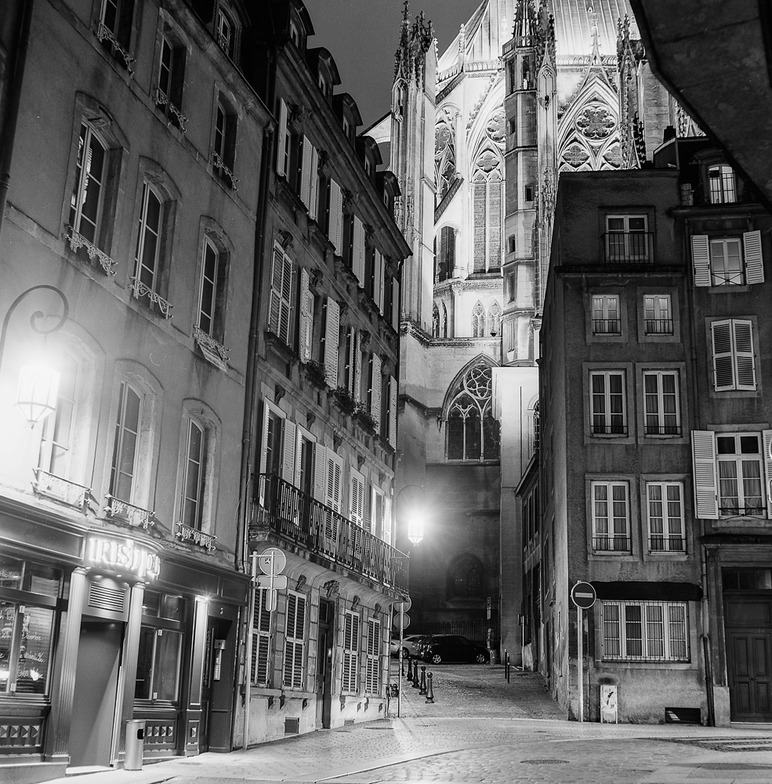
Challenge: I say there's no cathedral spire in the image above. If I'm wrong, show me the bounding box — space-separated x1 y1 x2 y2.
514 0 537 47
393 3 433 86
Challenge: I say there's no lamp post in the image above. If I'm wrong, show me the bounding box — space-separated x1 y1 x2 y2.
0 285 69 426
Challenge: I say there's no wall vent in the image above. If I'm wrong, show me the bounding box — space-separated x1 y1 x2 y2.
665 707 701 724
343 718 355 726
88 582 127 613
284 717 300 734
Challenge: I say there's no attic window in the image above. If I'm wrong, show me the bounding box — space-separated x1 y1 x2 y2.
289 20 301 48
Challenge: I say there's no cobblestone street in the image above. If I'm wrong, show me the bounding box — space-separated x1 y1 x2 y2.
45 662 772 784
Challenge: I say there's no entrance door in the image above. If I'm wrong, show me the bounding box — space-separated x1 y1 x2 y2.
69 620 123 767
725 596 772 721
316 599 334 728
200 617 234 752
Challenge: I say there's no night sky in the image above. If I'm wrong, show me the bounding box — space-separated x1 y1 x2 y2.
303 0 480 128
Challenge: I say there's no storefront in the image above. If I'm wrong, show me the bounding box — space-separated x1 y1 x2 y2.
0 503 248 784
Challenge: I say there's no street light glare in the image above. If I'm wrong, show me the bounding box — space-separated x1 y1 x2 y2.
16 361 60 426
407 514 424 545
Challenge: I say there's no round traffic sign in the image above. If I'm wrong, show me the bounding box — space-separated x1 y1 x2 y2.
571 581 596 609
393 613 410 631
258 547 286 576
397 594 412 612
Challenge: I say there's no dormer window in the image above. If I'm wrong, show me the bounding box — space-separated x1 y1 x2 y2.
342 116 352 141
289 19 301 48
364 157 373 178
318 72 329 100
216 6 235 58
708 164 737 204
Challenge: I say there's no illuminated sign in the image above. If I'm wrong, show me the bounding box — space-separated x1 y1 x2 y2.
86 535 161 581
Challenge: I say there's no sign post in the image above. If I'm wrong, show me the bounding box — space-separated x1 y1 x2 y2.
570 581 596 723
392 594 411 718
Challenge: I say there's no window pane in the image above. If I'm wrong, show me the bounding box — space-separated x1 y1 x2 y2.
0 603 17 693
624 605 642 657
154 630 182 701
15 607 54 694
135 626 155 699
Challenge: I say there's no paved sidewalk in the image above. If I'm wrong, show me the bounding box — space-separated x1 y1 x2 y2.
42 665 772 784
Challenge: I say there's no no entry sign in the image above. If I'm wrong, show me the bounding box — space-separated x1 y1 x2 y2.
570 581 596 609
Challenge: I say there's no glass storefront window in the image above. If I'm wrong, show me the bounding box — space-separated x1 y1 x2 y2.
142 590 184 620
135 625 182 702
0 602 55 695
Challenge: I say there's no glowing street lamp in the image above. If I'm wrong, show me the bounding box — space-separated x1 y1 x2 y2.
407 513 424 546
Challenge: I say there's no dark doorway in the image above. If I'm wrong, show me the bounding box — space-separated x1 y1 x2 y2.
316 599 335 728
200 617 235 752
69 620 123 767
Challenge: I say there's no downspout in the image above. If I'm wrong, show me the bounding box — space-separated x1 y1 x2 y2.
0 0 34 237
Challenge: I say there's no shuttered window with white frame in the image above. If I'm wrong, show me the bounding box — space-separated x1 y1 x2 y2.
323 298 340 387
373 250 384 313
691 430 719 519
352 217 365 284
711 319 756 391
329 180 343 254
342 610 360 693
365 617 381 694
692 230 764 287
349 468 365 526
299 137 319 216
299 267 313 363
276 98 289 176
251 588 272 686
269 243 294 345
283 592 306 689
370 353 382 422
382 496 392 545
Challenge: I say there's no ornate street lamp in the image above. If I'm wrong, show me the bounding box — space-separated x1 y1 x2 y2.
0 285 69 427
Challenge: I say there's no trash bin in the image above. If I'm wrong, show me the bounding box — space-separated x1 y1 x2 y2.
125 720 146 770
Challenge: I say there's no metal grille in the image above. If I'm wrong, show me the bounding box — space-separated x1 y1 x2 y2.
88 582 126 613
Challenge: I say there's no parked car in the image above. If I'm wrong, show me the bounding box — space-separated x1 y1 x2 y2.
390 634 430 658
420 634 489 664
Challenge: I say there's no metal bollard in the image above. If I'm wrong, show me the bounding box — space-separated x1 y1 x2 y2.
411 659 420 688
425 672 435 703
406 657 414 683
419 665 427 695
505 650 511 683
402 655 409 677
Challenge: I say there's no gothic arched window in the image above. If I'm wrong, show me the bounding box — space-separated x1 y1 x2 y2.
488 301 501 336
447 554 483 598
472 149 503 273
436 226 455 282
432 303 440 337
445 364 500 461
472 301 486 337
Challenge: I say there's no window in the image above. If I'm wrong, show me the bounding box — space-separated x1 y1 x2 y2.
488 301 501 337
299 137 319 218
448 555 483 598
349 469 365 527
322 298 340 387
179 419 206 530
445 364 500 461
472 150 502 272
435 226 455 283
261 405 283 477
591 481 630 552
216 5 236 58
365 618 381 694
711 319 756 391
283 593 305 689
602 601 688 661
691 231 764 286
197 238 221 337
269 243 295 345
109 381 141 502
135 626 183 701
132 182 172 318
643 294 673 335
472 301 486 337
69 123 107 247
717 433 765 517
590 371 626 435
251 588 272 686
591 294 620 335
213 96 237 189
605 215 648 262
0 557 61 696
342 610 360 693
156 34 186 130
708 164 736 204
38 354 78 478
96 0 135 72
643 371 680 435
646 482 685 552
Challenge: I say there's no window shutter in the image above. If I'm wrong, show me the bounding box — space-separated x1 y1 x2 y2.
353 218 365 284
353 331 362 402
282 421 296 483
711 320 734 390
300 136 313 208
763 430 772 519
691 430 718 519
370 353 382 422
382 496 392 545
391 278 400 329
279 253 294 344
325 451 343 513
323 298 340 387
313 444 327 501
350 469 365 525
743 229 764 284
733 319 756 390
374 251 384 312
691 234 711 287
269 245 283 335
329 180 343 254
258 402 271 476
346 327 357 396
388 375 398 448
299 267 311 362
308 146 319 221
276 99 288 176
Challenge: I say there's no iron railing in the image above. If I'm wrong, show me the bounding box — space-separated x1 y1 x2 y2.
251 473 409 593
649 535 686 553
592 318 621 335
593 535 631 553
644 318 673 335
602 232 653 264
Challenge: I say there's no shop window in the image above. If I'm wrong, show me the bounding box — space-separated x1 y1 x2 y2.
135 626 183 701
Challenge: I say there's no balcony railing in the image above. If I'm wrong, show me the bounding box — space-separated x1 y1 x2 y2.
602 232 653 264
591 421 628 436
592 318 621 335
251 473 409 593
649 535 686 553
593 535 631 553
644 422 681 436
644 318 673 335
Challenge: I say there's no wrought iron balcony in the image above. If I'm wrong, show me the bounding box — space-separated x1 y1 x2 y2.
592 535 631 553
251 473 408 593
602 231 653 264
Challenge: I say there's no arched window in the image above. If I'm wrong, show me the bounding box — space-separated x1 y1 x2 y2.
488 301 501 336
445 363 500 461
472 149 503 273
472 301 486 337
447 554 483 598
436 226 455 282
432 302 440 337
441 301 448 338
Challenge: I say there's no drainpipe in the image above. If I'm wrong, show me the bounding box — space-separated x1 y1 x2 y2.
0 0 34 238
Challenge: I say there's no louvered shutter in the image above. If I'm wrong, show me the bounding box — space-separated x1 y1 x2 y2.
366 619 381 694
349 469 365 525
258 402 271 475
711 320 735 390
382 496 392 545
691 234 711 287
300 136 313 208
308 146 319 221
282 421 296 482
391 278 400 328
374 251 384 312
692 430 719 519
329 180 343 254
346 327 356 395
370 354 382 421
283 593 305 689
269 245 284 334
276 99 288 176
353 332 362 402
279 253 294 344
352 217 365 284
733 320 756 390
323 298 340 387
252 588 272 686
299 267 311 362
342 611 359 693
313 444 327 501
388 375 398 448
326 452 342 512
763 430 772 519
743 229 764 284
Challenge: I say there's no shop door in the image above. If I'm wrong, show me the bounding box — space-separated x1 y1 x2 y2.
725 596 772 721
200 618 234 752
69 620 123 767
316 599 334 728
